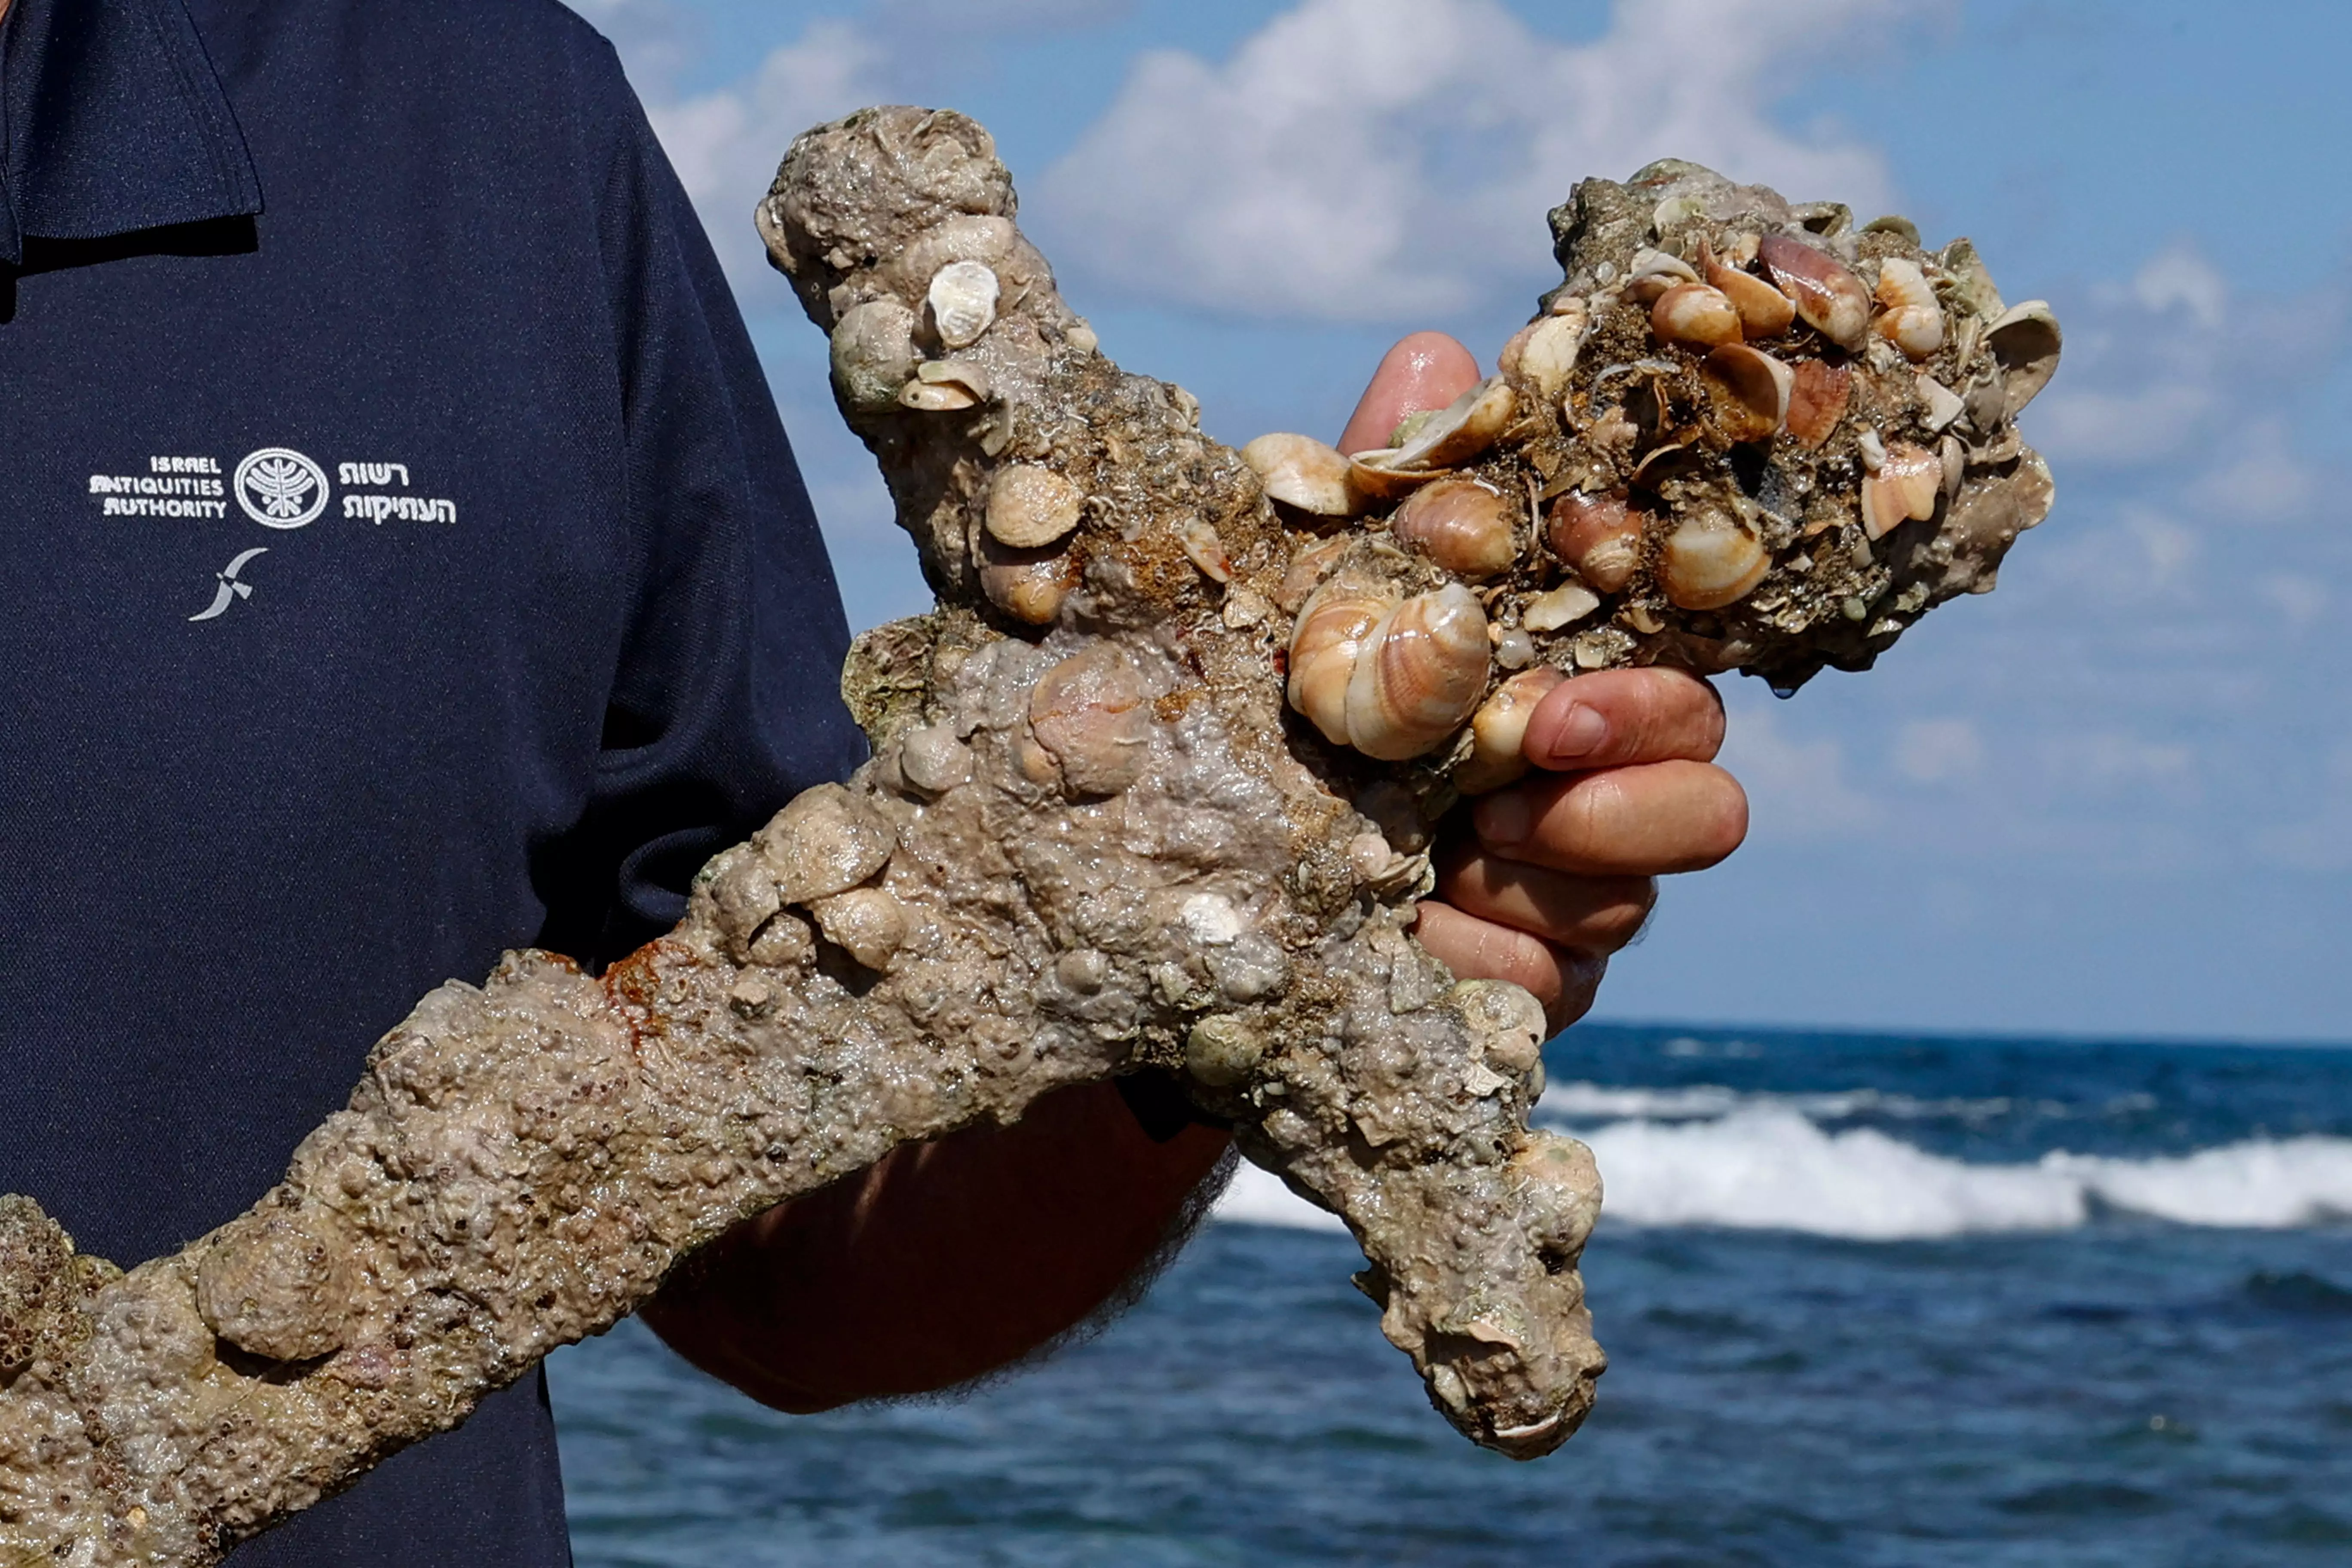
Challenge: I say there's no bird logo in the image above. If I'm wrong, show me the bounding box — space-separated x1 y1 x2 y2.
188 547 270 623
233 447 329 530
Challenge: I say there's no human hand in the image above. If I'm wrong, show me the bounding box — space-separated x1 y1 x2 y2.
1338 333 1750 1032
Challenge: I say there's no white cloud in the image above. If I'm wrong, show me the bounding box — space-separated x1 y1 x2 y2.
1893 718 1983 784
2189 417 2317 523
1036 0 1932 321
1717 702 1881 840
2130 242 2228 329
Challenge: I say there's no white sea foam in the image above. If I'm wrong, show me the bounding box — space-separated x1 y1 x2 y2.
1209 1099 2352 1238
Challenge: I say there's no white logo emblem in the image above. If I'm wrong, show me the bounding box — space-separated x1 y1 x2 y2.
189 546 270 622
233 448 329 529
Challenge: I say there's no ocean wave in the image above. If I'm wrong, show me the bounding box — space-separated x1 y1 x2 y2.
1537 1081 2073 1125
1209 1106 2352 1239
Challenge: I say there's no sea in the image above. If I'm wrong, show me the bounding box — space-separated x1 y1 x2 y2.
547 1023 2352 1567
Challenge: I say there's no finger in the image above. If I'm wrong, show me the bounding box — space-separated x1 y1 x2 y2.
1521 668 1727 771
1436 839 1658 956
1337 332 1481 455
1412 901 1605 1034
1471 759 1749 878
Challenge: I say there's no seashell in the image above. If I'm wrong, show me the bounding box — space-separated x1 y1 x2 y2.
1917 374 1966 432
1857 427 1888 472
1985 300 2062 417
1660 509 1769 611
1341 584 1492 761
896 722 972 797
1064 319 1099 355
984 463 1086 548
1185 1014 1265 1087
1453 978 1549 1074
829 299 922 414
977 536 1080 625
926 260 1000 350
1287 582 1392 746
1242 432 1363 518
811 888 909 971
1454 668 1567 795
1699 240 1795 339
1029 644 1158 798
889 215 1017 300
1274 536 1351 613
1862 215 1922 246
1650 283 1743 349
758 784 896 907
1872 257 1944 359
1494 627 1535 669
1939 434 1967 500
1758 233 1871 350
1502 310 1588 403
900 378 980 412
1624 251 1701 306
1391 478 1516 580
1701 344 1794 443
1180 519 1232 583
1860 441 1942 539
1785 359 1853 449
1387 377 1518 472
1545 491 1642 593
900 358 992 411
1521 583 1599 634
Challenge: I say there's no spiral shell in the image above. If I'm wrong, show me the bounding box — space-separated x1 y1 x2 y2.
811 888 910 971
829 300 921 415
1287 582 1391 746
1350 377 1517 496
1455 668 1568 796
1341 584 1493 762
1660 509 1769 611
1758 233 1871 350
1545 491 1642 593
1392 478 1516 580
1650 283 1743 350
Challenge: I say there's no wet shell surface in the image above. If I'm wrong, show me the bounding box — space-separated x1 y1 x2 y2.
1243 433 1361 517
1660 510 1769 611
1545 492 1642 593
986 464 1087 549
1391 478 1516 580
1651 283 1743 349
1287 582 1390 747
1758 233 1871 350
1701 241 1796 338
1455 668 1567 795
1340 584 1492 761
1702 344 1794 443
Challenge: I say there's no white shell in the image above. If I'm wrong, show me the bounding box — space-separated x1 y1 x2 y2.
1986 300 2062 417
1917 374 1966 432
927 260 1001 349
1243 432 1361 517
1873 257 1944 359
1522 583 1600 634
1651 283 1743 349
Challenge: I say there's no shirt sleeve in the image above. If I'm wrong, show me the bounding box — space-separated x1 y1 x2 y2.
532 35 869 968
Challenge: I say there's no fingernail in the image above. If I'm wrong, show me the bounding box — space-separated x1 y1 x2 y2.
1474 792 1530 848
1543 702 1608 763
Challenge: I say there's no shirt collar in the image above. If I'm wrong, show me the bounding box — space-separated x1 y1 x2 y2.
0 0 262 265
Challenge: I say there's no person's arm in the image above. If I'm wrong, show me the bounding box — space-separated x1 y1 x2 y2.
645 331 1745 1409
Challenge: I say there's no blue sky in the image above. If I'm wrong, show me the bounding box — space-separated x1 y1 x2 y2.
574 0 2352 1043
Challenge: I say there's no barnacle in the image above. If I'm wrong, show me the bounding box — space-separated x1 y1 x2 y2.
0 113 2057 1565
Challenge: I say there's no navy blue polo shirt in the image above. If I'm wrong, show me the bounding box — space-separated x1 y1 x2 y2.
0 0 865 1561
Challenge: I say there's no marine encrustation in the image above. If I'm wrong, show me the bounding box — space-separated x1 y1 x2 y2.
0 108 2056 1565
